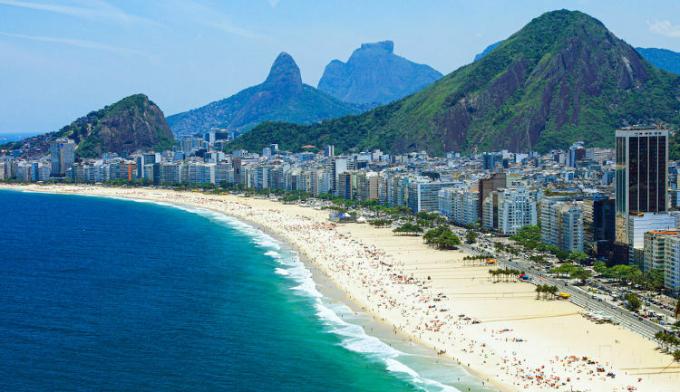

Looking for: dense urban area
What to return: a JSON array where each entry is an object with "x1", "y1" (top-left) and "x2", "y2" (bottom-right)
[{"x1": 3, "y1": 126, "x2": 680, "y2": 360}]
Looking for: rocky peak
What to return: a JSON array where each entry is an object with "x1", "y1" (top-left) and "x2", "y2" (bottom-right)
[
  {"x1": 264, "y1": 52, "x2": 303, "y2": 93},
  {"x1": 358, "y1": 40, "x2": 394, "y2": 54},
  {"x1": 317, "y1": 40, "x2": 442, "y2": 105}
]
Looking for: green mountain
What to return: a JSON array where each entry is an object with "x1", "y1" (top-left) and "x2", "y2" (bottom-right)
[
  {"x1": 4, "y1": 94, "x2": 174, "y2": 159},
  {"x1": 167, "y1": 52, "x2": 361, "y2": 137},
  {"x1": 476, "y1": 42, "x2": 680, "y2": 77},
  {"x1": 473, "y1": 41, "x2": 501, "y2": 62},
  {"x1": 231, "y1": 10, "x2": 680, "y2": 155},
  {"x1": 636, "y1": 48, "x2": 680, "y2": 75},
  {"x1": 317, "y1": 41, "x2": 442, "y2": 106}
]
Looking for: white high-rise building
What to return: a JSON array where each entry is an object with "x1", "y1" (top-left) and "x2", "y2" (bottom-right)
[{"x1": 497, "y1": 187, "x2": 537, "y2": 235}]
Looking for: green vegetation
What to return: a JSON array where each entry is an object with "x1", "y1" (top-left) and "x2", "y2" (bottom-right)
[
  {"x1": 393, "y1": 223, "x2": 423, "y2": 236},
  {"x1": 229, "y1": 10, "x2": 680, "y2": 155},
  {"x1": 465, "y1": 230, "x2": 478, "y2": 244},
  {"x1": 416, "y1": 211, "x2": 448, "y2": 228},
  {"x1": 655, "y1": 331, "x2": 680, "y2": 355},
  {"x1": 368, "y1": 219, "x2": 393, "y2": 228},
  {"x1": 423, "y1": 226, "x2": 461, "y2": 250},
  {"x1": 550, "y1": 263, "x2": 592, "y2": 284},
  {"x1": 488, "y1": 268, "x2": 523, "y2": 283},
  {"x1": 57, "y1": 94, "x2": 175, "y2": 159},
  {"x1": 535, "y1": 284, "x2": 560, "y2": 300},
  {"x1": 593, "y1": 262, "x2": 665, "y2": 292},
  {"x1": 624, "y1": 292, "x2": 642, "y2": 312}
]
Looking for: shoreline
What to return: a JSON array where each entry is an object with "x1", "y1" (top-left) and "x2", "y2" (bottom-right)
[
  {"x1": 4, "y1": 184, "x2": 680, "y2": 392},
  {"x1": 3, "y1": 185, "x2": 492, "y2": 391}
]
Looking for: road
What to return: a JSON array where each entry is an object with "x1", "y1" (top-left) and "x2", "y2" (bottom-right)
[
  {"x1": 502, "y1": 257, "x2": 664, "y2": 340},
  {"x1": 460, "y1": 242, "x2": 664, "y2": 341}
]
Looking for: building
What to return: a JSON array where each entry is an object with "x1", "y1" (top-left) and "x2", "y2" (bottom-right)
[
  {"x1": 49, "y1": 139, "x2": 75, "y2": 177},
  {"x1": 643, "y1": 230, "x2": 680, "y2": 272},
  {"x1": 356, "y1": 171, "x2": 379, "y2": 201},
  {"x1": 492, "y1": 187, "x2": 537, "y2": 235},
  {"x1": 615, "y1": 127, "x2": 670, "y2": 261},
  {"x1": 408, "y1": 181, "x2": 458, "y2": 213},
  {"x1": 478, "y1": 172, "x2": 507, "y2": 221},
  {"x1": 582, "y1": 195, "x2": 616, "y2": 257},
  {"x1": 439, "y1": 187, "x2": 479, "y2": 227},
  {"x1": 626, "y1": 212, "x2": 676, "y2": 262},
  {"x1": 541, "y1": 198, "x2": 584, "y2": 253},
  {"x1": 331, "y1": 157, "x2": 348, "y2": 195},
  {"x1": 664, "y1": 236, "x2": 680, "y2": 296},
  {"x1": 567, "y1": 141, "x2": 586, "y2": 168},
  {"x1": 337, "y1": 171, "x2": 354, "y2": 200}
]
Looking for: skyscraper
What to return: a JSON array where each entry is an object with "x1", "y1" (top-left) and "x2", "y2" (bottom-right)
[
  {"x1": 49, "y1": 138, "x2": 75, "y2": 177},
  {"x1": 615, "y1": 127, "x2": 670, "y2": 261}
]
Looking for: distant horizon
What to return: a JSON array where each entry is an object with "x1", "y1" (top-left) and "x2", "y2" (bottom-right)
[{"x1": 2, "y1": 1, "x2": 680, "y2": 135}]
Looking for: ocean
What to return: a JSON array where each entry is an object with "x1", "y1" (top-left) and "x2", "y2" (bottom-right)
[{"x1": 0, "y1": 190, "x2": 491, "y2": 391}]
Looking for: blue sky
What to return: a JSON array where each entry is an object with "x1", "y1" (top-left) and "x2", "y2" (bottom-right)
[{"x1": 1, "y1": 0, "x2": 680, "y2": 134}]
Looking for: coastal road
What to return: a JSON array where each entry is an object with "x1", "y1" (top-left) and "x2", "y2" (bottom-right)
[
  {"x1": 459, "y1": 243, "x2": 664, "y2": 341},
  {"x1": 500, "y1": 257, "x2": 664, "y2": 340}
]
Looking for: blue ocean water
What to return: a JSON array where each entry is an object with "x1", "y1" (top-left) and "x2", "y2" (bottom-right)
[{"x1": 0, "y1": 190, "x2": 486, "y2": 391}]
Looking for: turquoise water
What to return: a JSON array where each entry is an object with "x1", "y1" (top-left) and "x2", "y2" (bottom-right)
[{"x1": 0, "y1": 190, "x2": 489, "y2": 391}]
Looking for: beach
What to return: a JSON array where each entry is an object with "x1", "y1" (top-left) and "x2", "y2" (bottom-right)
[{"x1": 4, "y1": 184, "x2": 680, "y2": 392}]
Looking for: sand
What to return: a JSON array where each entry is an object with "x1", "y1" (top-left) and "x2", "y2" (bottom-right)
[{"x1": 4, "y1": 183, "x2": 679, "y2": 392}]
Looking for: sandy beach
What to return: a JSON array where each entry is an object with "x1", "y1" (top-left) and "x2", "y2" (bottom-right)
[{"x1": 4, "y1": 184, "x2": 680, "y2": 392}]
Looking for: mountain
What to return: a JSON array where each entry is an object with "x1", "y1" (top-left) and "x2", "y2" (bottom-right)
[
  {"x1": 167, "y1": 53, "x2": 360, "y2": 137},
  {"x1": 231, "y1": 10, "x2": 680, "y2": 155},
  {"x1": 476, "y1": 42, "x2": 680, "y2": 76},
  {"x1": 317, "y1": 40, "x2": 442, "y2": 106},
  {"x1": 3, "y1": 94, "x2": 174, "y2": 159},
  {"x1": 636, "y1": 48, "x2": 680, "y2": 75},
  {"x1": 473, "y1": 41, "x2": 501, "y2": 61}
]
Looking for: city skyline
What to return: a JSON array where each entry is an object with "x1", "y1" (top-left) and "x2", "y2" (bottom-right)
[{"x1": 2, "y1": 0, "x2": 680, "y2": 134}]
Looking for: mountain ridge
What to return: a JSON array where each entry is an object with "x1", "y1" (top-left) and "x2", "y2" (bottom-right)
[
  {"x1": 167, "y1": 52, "x2": 360, "y2": 137},
  {"x1": 475, "y1": 41, "x2": 680, "y2": 76},
  {"x1": 3, "y1": 94, "x2": 174, "y2": 159},
  {"x1": 230, "y1": 10, "x2": 680, "y2": 155},
  {"x1": 317, "y1": 40, "x2": 442, "y2": 106}
]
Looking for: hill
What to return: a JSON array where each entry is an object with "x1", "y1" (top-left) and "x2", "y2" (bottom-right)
[
  {"x1": 317, "y1": 41, "x2": 442, "y2": 106},
  {"x1": 635, "y1": 48, "x2": 680, "y2": 75},
  {"x1": 473, "y1": 41, "x2": 501, "y2": 61},
  {"x1": 4, "y1": 94, "x2": 174, "y2": 159},
  {"x1": 167, "y1": 53, "x2": 361, "y2": 137},
  {"x1": 477, "y1": 42, "x2": 680, "y2": 77},
  {"x1": 231, "y1": 10, "x2": 680, "y2": 154}
]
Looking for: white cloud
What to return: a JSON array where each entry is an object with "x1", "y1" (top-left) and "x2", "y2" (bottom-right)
[
  {"x1": 0, "y1": 31, "x2": 145, "y2": 56},
  {"x1": 0, "y1": 0, "x2": 160, "y2": 27},
  {"x1": 169, "y1": 0, "x2": 268, "y2": 41},
  {"x1": 648, "y1": 20, "x2": 680, "y2": 38}
]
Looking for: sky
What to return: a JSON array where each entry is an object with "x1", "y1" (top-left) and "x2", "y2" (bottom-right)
[{"x1": 1, "y1": 0, "x2": 680, "y2": 135}]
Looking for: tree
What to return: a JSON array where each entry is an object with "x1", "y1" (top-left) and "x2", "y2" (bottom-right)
[
  {"x1": 509, "y1": 225, "x2": 542, "y2": 249},
  {"x1": 675, "y1": 300, "x2": 680, "y2": 319},
  {"x1": 568, "y1": 251, "x2": 589, "y2": 264},
  {"x1": 465, "y1": 230, "x2": 478, "y2": 244},
  {"x1": 393, "y1": 222, "x2": 423, "y2": 236},
  {"x1": 424, "y1": 226, "x2": 461, "y2": 250},
  {"x1": 593, "y1": 261, "x2": 608, "y2": 275},
  {"x1": 570, "y1": 268, "x2": 592, "y2": 285},
  {"x1": 625, "y1": 292, "x2": 642, "y2": 312},
  {"x1": 535, "y1": 285, "x2": 544, "y2": 300}
]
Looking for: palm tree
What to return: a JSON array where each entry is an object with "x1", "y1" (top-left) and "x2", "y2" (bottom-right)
[{"x1": 674, "y1": 299, "x2": 680, "y2": 319}]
